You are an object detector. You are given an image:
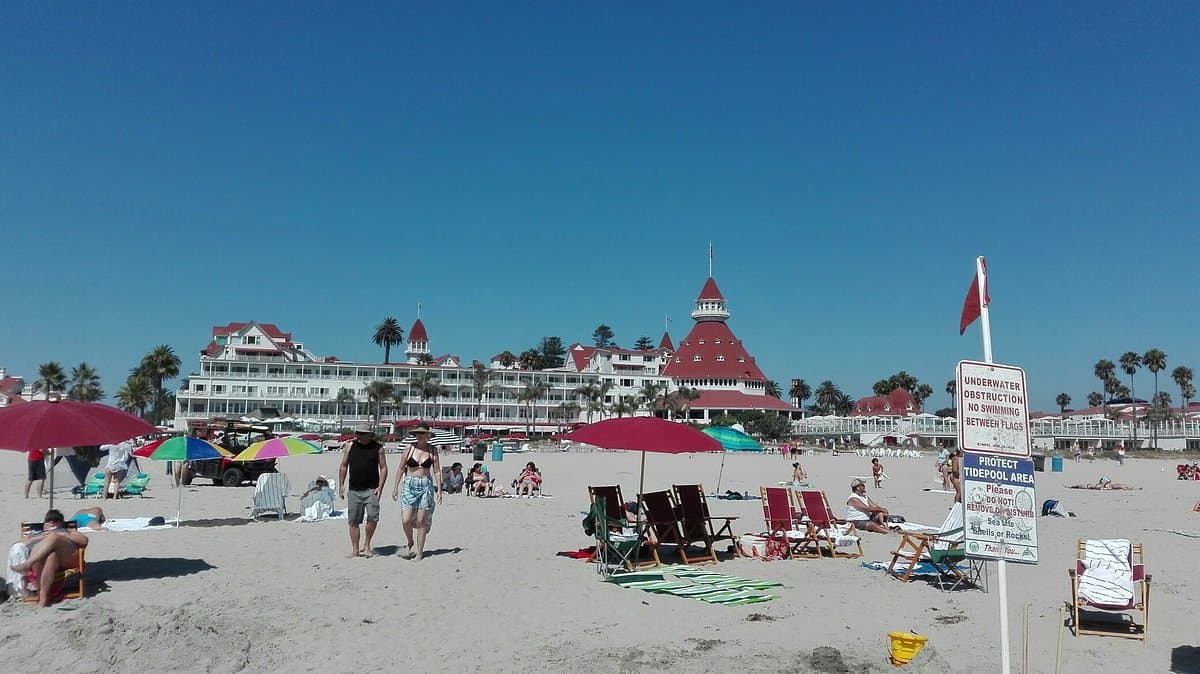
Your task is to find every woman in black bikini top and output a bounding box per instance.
[391,423,442,560]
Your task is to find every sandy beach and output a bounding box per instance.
[2,447,1197,673]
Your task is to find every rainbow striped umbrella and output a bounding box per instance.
[232,437,320,462]
[131,437,231,527]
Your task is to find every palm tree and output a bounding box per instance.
[423,379,448,419]
[372,317,404,364]
[610,395,636,418]
[139,345,182,424]
[1172,366,1194,411]
[833,392,856,416]
[471,364,494,435]
[333,387,357,429]
[1094,359,1115,404]
[517,379,550,435]
[363,380,395,428]
[1142,348,1167,449]
[789,379,812,410]
[67,362,104,402]
[409,371,436,418]
[913,384,933,410]
[765,380,782,399]
[1055,393,1071,415]
[1119,351,1142,446]
[557,401,581,428]
[1086,392,1104,408]
[945,379,956,406]
[637,381,662,415]
[497,351,516,368]
[33,361,68,397]
[814,380,841,415]
[573,383,600,423]
[673,386,700,421]
[116,376,153,418]
[518,349,541,370]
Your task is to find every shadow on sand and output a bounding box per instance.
[372,545,464,558]
[85,557,217,595]
[1171,646,1200,674]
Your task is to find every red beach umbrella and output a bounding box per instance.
[0,399,158,508]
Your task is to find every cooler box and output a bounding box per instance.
[1051,456,1063,472]
[491,443,504,462]
[1031,454,1046,472]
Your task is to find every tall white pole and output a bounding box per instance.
[976,255,1009,674]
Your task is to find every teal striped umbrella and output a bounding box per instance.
[702,426,763,452]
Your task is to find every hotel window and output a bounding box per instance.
[194,384,206,392]
[714,339,721,344]
[737,357,745,363]
[693,355,702,362]
[716,355,725,362]
[621,379,634,387]
[213,385,225,394]
[247,386,258,395]
[698,340,705,344]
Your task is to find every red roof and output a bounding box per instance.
[697,277,725,301]
[850,389,920,416]
[659,332,675,351]
[212,322,291,342]
[568,345,596,372]
[409,318,428,342]
[690,390,796,411]
[0,376,24,394]
[660,321,767,381]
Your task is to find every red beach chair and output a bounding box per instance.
[797,490,863,559]
[1067,539,1150,641]
[759,486,815,559]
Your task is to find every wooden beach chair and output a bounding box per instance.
[886,504,982,590]
[759,486,815,559]
[796,490,862,559]
[17,521,86,603]
[640,489,720,566]
[1068,539,1150,641]
[672,483,737,550]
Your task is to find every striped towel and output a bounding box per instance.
[1078,539,1133,605]
[252,473,291,518]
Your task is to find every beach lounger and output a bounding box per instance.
[77,473,106,498]
[640,490,717,565]
[672,483,737,550]
[121,473,151,497]
[1068,539,1150,641]
[759,486,815,559]
[250,472,291,519]
[15,521,86,603]
[796,490,863,559]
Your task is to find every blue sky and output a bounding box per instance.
[3,3,1198,412]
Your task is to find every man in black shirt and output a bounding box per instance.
[338,425,388,558]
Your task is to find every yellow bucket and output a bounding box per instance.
[887,631,928,667]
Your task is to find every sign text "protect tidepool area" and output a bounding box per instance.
[962,452,1039,563]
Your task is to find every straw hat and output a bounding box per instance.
[354,424,375,434]
[850,478,866,489]
[411,422,432,435]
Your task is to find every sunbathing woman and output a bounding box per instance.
[468,463,491,496]
[514,462,542,495]
[1069,477,1141,490]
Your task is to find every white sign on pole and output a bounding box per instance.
[956,360,1031,459]
[962,452,1038,563]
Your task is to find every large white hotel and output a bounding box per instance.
[173,276,800,433]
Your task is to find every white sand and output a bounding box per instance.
[1,448,1197,673]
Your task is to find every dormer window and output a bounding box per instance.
[714,339,721,344]
[692,355,702,362]
[737,356,745,363]
[716,355,725,362]
[698,340,704,345]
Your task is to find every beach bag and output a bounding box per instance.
[737,534,769,558]
[1041,499,1073,517]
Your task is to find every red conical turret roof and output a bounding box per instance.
[697,277,724,301]
[409,318,428,342]
[659,331,675,351]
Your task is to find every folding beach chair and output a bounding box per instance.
[796,490,863,558]
[589,498,640,577]
[759,486,815,559]
[886,504,983,590]
[1068,539,1150,641]
[640,489,719,565]
[673,484,737,551]
[76,473,106,498]
[250,472,291,519]
[16,521,86,603]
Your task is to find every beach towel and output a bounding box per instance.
[298,505,346,522]
[1077,539,1134,605]
[556,547,595,560]
[6,543,29,597]
[863,560,942,577]
[251,472,291,518]
[80,517,178,533]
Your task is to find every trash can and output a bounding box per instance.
[491,441,504,462]
[1051,456,1063,472]
[473,442,487,461]
[1031,454,1046,472]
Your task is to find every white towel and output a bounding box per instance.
[81,517,177,533]
[1078,539,1134,605]
[252,473,291,517]
[6,543,30,597]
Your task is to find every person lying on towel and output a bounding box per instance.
[1069,477,1141,490]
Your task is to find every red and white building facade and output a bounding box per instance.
[174,277,799,433]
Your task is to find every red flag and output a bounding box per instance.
[959,257,990,335]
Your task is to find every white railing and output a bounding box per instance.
[794,415,1200,440]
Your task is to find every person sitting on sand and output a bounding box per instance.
[790,462,808,486]
[468,463,491,496]
[514,462,542,496]
[443,463,465,493]
[10,509,89,607]
[845,479,894,534]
